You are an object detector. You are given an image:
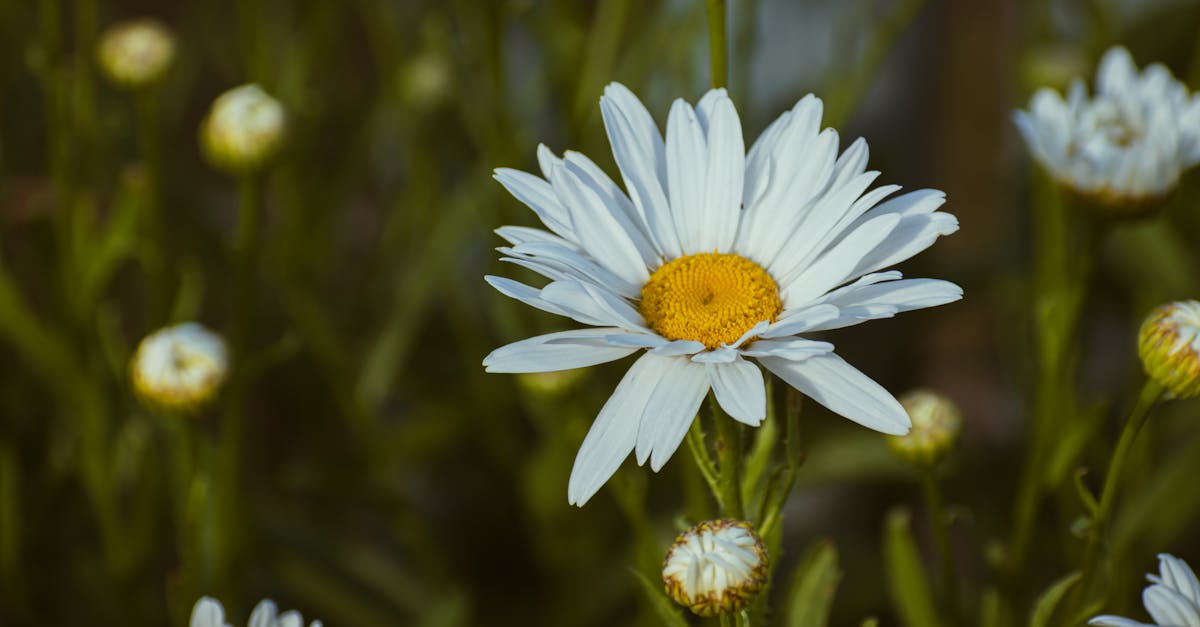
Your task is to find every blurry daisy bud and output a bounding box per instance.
[97,19,175,89]
[516,368,586,397]
[131,323,229,414]
[887,389,963,466]
[200,84,286,174]
[662,519,768,616]
[1139,301,1200,399]
[400,50,451,110]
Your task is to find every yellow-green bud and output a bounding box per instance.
[1139,301,1200,399]
[887,389,963,466]
[662,519,768,616]
[97,19,175,89]
[200,84,286,174]
[131,323,229,414]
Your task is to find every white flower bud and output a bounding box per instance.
[131,323,228,414]
[200,84,286,174]
[1139,301,1200,399]
[887,389,963,466]
[662,519,768,616]
[97,19,175,89]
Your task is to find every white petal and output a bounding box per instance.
[1087,617,1153,627]
[505,240,640,298]
[741,337,834,361]
[780,213,902,308]
[562,151,658,266]
[483,329,638,373]
[666,99,708,254]
[484,276,583,322]
[708,359,766,426]
[600,83,681,259]
[568,353,669,505]
[249,600,278,627]
[494,168,574,240]
[701,94,744,252]
[1158,553,1200,606]
[759,353,910,435]
[846,212,959,281]
[761,304,840,338]
[548,164,650,286]
[633,357,709,470]
[540,280,648,332]
[278,612,303,627]
[494,225,575,248]
[191,598,227,627]
[1144,584,1200,627]
[807,279,963,331]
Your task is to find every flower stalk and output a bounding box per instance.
[704,0,727,89]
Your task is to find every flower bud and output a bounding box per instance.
[97,19,175,89]
[887,389,963,466]
[662,519,768,616]
[200,84,286,174]
[1139,301,1200,399]
[131,323,228,414]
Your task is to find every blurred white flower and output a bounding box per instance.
[1090,553,1200,626]
[484,82,961,505]
[131,322,228,413]
[97,18,175,89]
[1139,300,1200,399]
[201,84,286,174]
[1015,46,1200,215]
[662,519,767,616]
[190,597,323,627]
[888,388,963,466]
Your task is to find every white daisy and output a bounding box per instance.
[190,597,323,627]
[484,83,961,506]
[1090,553,1200,627]
[1015,46,1200,212]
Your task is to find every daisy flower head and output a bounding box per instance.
[201,84,286,174]
[1090,553,1200,626]
[97,18,175,90]
[484,83,961,506]
[1015,46,1200,217]
[662,519,768,616]
[131,322,229,414]
[1139,300,1200,399]
[190,596,323,627]
[887,388,963,466]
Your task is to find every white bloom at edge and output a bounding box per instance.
[1090,553,1200,627]
[97,18,175,88]
[483,83,961,506]
[1015,46,1200,206]
[131,322,228,412]
[190,597,323,627]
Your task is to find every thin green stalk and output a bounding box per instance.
[704,0,728,89]
[1074,379,1164,609]
[686,418,722,505]
[713,400,744,520]
[921,469,959,624]
[233,174,262,356]
[135,91,167,324]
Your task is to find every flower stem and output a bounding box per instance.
[135,90,167,324]
[712,399,744,519]
[921,468,959,623]
[1074,379,1164,607]
[704,0,728,89]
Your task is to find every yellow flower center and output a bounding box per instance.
[640,253,782,350]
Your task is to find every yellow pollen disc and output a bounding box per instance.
[640,253,783,350]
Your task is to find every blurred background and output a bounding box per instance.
[3,0,1200,625]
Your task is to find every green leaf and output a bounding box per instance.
[631,569,689,627]
[884,508,942,627]
[742,397,779,517]
[783,540,841,627]
[978,587,1006,627]
[1029,571,1081,627]
[1073,468,1099,516]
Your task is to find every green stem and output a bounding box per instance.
[687,418,722,506]
[135,90,167,324]
[704,0,728,89]
[1075,379,1164,605]
[233,174,262,356]
[713,399,744,519]
[921,468,959,624]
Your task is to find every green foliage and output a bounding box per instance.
[884,508,941,627]
[782,540,841,627]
